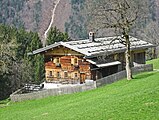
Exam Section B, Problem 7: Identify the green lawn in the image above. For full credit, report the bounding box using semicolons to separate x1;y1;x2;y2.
147;58;159;69
0;71;159;120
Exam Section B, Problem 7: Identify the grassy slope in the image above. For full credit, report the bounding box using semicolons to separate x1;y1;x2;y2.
0;71;159;120
146;58;159;69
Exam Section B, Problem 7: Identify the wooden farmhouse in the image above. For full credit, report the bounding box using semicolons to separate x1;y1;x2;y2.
31;33;154;84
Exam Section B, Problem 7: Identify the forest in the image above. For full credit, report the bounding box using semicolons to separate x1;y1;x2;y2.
0;24;68;100
0;24;44;100
0;0;159;41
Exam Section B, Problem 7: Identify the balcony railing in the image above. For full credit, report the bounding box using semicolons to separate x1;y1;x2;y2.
46;76;54;78
46;77;80;84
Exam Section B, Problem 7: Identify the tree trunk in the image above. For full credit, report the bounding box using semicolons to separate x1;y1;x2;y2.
125;35;133;80
153;47;157;59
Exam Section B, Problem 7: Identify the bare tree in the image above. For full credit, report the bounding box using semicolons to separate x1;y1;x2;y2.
86;0;146;80
141;21;159;58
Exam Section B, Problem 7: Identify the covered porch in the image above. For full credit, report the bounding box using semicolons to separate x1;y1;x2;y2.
89;60;122;80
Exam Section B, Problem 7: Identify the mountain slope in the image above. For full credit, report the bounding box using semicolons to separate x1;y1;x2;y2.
0;0;159;40
19;0;72;39
0;0;71;39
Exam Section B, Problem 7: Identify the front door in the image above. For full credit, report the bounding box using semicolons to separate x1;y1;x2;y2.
80;73;86;84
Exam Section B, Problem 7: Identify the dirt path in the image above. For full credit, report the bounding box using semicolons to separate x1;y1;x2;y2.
44;0;61;39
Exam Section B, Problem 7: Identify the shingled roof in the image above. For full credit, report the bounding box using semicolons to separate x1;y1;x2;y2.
31;36;154;57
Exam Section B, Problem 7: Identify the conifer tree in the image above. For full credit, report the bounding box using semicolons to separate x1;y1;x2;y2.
46;27;69;45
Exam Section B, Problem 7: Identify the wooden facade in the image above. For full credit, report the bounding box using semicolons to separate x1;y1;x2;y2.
31;35;153;84
45;46;91;84
44;46;147;83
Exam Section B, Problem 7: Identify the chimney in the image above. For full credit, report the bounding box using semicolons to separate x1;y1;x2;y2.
89;32;95;42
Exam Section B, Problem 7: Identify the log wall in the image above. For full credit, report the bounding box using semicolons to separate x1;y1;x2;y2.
45;55;91;83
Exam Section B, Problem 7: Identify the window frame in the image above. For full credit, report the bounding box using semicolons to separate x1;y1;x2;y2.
74;73;78;78
56;58;60;63
64;72;68;78
49;71;53;76
57;72;60;78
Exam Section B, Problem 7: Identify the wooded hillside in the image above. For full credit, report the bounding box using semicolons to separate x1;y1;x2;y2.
0;0;159;41
0;24;44;100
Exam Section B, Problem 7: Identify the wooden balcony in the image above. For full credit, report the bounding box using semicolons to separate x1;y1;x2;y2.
47;76;54;78
46;77;80;84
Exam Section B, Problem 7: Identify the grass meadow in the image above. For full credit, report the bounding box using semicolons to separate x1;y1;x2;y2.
0;59;159;120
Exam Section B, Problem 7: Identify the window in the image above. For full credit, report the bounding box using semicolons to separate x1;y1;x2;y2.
54;58;60;64
64;72;68;78
74;58;78;64
134;52;145;64
57;72;60;78
56;58;60;63
75;73;78;78
55;58;61;67
71;57;78;65
49;71;53;76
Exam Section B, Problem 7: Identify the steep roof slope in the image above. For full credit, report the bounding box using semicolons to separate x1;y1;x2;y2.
31;36;154;57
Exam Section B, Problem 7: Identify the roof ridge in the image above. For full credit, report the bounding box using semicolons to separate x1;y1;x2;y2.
30;36;154;56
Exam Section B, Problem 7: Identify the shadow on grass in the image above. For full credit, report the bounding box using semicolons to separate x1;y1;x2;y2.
133;72;156;80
